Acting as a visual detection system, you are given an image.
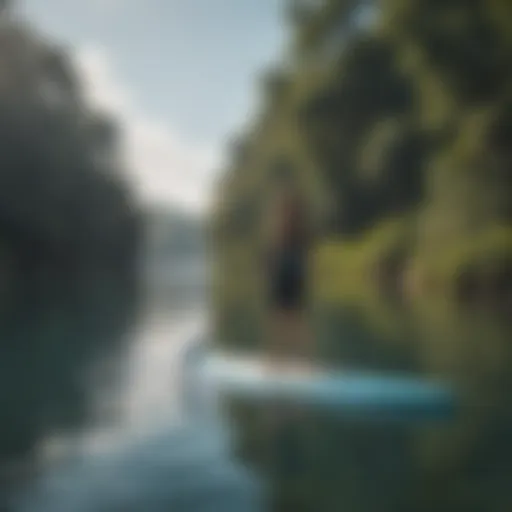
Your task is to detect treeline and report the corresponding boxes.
[213,0,512,308]
[0,5,141,480]
[0,8,140,291]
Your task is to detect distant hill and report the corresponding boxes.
[144,204,206,268]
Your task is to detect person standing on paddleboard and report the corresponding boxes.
[262,174,314,368]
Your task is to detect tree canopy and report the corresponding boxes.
[0,6,142,477]
[213,0,512,317]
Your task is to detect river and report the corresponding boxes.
[5,261,512,512]
[222,299,512,512]
[8,262,266,512]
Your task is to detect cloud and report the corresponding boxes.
[73,45,221,213]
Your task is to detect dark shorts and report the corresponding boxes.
[269,250,306,310]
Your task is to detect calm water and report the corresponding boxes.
[4,265,512,512]
[3,267,225,512]
[222,300,512,512]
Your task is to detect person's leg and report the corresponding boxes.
[294,309,313,366]
[267,307,311,375]
[267,285,311,368]
[268,309,282,358]
[265,308,288,372]
[263,309,290,431]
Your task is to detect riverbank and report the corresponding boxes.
[313,220,512,309]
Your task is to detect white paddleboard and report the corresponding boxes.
[198,352,457,423]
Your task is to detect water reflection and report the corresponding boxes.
[223,300,512,512]
[5,258,266,512]
[0,275,139,505]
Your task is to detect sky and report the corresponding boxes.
[19,0,287,213]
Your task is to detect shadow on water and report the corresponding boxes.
[0,273,139,508]
[221,299,512,512]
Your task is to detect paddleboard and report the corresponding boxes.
[198,352,457,423]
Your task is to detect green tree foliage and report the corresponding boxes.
[0,7,141,478]
[214,0,512,302]
[0,12,140,278]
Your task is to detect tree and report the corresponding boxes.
[0,5,141,481]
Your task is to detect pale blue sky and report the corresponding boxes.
[19,0,287,210]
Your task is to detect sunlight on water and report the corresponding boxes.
[13,290,261,512]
